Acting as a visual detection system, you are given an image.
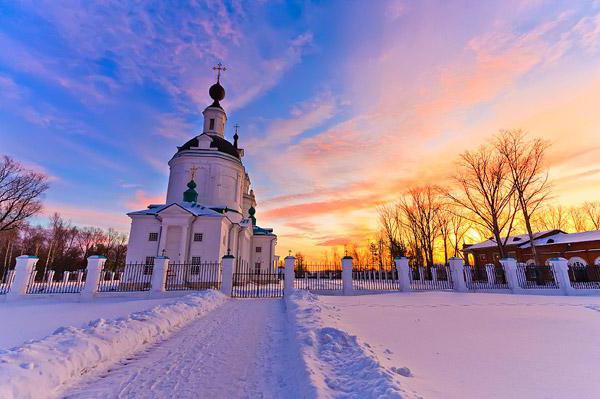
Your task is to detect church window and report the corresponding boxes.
[148,232,158,241]
[209,118,215,130]
[191,256,202,265]
[256,246,262,253]
[143,257,154,275]
[194,233,203,242]
[191,257,202,274]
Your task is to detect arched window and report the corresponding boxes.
[568,257,587,267]
[525,259,536,266]
[594,257,600,266]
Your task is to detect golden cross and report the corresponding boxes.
[189,165,198,180]
[213,62,227,82]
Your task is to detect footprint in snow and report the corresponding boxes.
[391,366,412,377]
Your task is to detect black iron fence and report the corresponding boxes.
[295,264,342,292]
[352,267,399,291]
[0,266,15,294]
[516,264,559,289]
[409,265,454,291]
[568,265,600,289]
[232,260,283,298]
[165,261,221,291]
[98,262,152,292]
[465,264,509,290]
[25,269,86,294]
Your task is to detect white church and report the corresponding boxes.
[125,67,278,273]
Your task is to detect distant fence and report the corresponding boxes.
[409,265,453,291]
[352,267,399,291]
[165,262,221,291]
[516,264,559,289]
[26,269,86,294]
[465,265,509,290]
[295,264,342,292]
[98,262,152,292]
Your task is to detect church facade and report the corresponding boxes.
[125,72,278,272]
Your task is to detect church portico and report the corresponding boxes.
[125,66,277,272]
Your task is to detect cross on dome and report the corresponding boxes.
[189,165,198,180]
[213,62,227,82]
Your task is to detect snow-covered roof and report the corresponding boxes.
[465,230,559,250]
[127,202,224,217]
[521,230,600,248]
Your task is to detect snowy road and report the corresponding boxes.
[62,299,305,399]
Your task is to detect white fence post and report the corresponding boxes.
[485,264,496,286]
[284,256,295,295]
[151,256,170,293]
[499,258,520,293]
[342,256,353,295]
[82,255,106,298]
[395,257,411,292]
[7,255,38,300]
[62,271,70,283]
[548,257,573,295]
[221,255,235,296]
[449,257,467,292]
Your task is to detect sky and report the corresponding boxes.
[1,0,600,258]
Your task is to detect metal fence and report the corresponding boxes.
[232,260,283,298]
[165,261,221,291]
[0,267,15,294]
[98,262,152,292]
[409,265,454,291]
[465,265,509,290]
[26,269,86,294]
[516,264,559,289]
[295,264,343,292]
[353,267,399,291]
[568,265,600,289]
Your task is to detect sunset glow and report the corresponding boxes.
[1,1,600,258]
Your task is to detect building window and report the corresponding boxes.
[194,233,203,242]
[148,232,158,241]
[256,246,262,253]
[191,257,202,274]
[255,262,261,274]
[143,257,154,275]
[209,118,215,130]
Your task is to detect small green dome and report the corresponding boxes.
[183,179,198,202]
[249,206,256,225]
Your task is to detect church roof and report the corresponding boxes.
[127,202,224,217]
[253,225,276,236]
[177,133,240,159]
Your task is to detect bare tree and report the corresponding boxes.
[398,186,442,267]
[531,204,569,232]
[0,156,49,231]
[495,129,550,265]
[582,201,600,230]
[569,206,589,232]
[447,144,518,258]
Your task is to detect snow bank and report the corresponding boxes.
[0,290,227,399]
[286,290,410,398]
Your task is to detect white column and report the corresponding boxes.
[342,256,353,296]
[499,258,520,293]
[7,255,38,300]
[151,256,170,293]
[548,257,573,296]
[395,257,411,292]
[485,264,496,286]
[82,255,107,298]
[221,255,235,296]
[284,256,295,295]
[449,257,467,292]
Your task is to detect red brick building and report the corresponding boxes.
[463,230,600,267]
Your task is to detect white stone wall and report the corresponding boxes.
[250,235,277,273]
[125,215,161,263]
[188,218,225,262]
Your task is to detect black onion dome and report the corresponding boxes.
[209,82,225,102]
[177,134,240,159]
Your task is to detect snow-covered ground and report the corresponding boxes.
[311,292,600,399]
[63,299,311,399]
[0,291,227,399]
[0,294,193,349]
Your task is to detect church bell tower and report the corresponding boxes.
[202,63,227,137]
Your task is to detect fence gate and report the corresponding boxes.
[231,260,283,298]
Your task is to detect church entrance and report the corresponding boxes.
[231,260,283,298]
[165,226,182,263]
